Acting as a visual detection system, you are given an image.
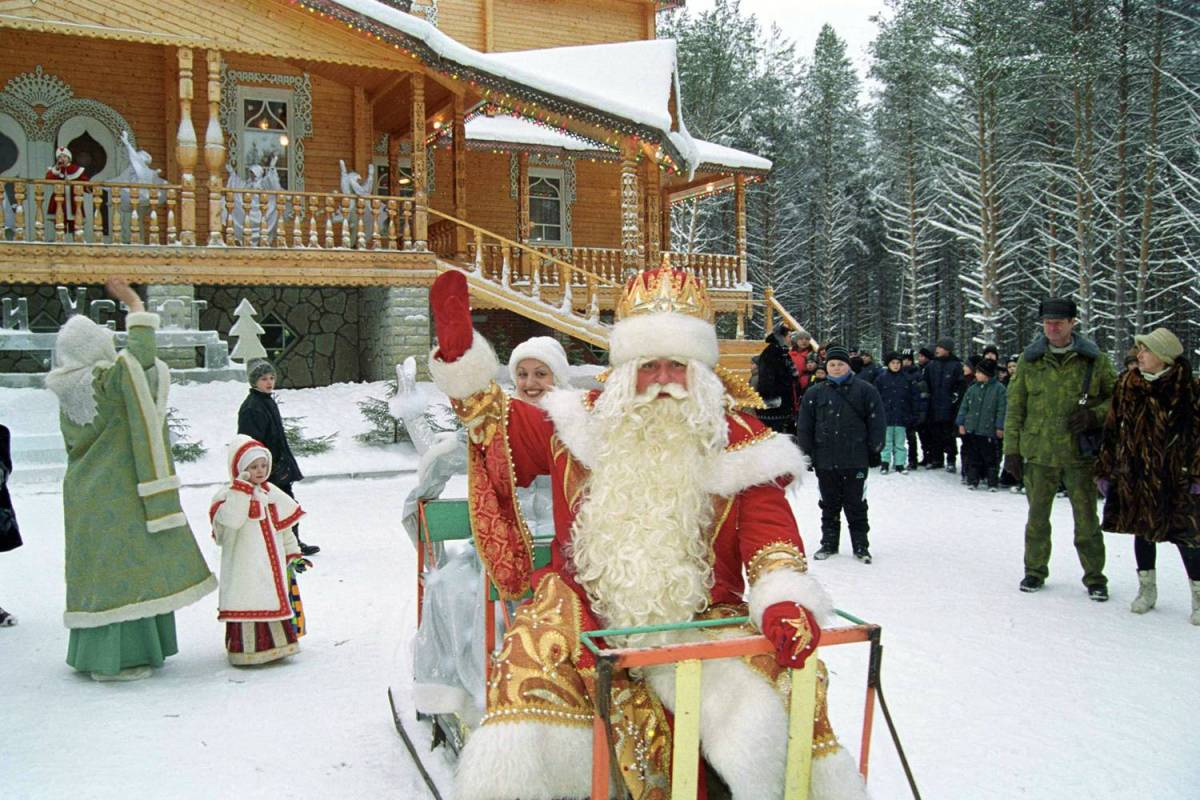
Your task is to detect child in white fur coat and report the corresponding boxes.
[210,435,309,665]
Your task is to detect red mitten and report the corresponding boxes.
[760,601,821,670]
[430,270,474,361]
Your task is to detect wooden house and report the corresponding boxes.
[0,0,772,385]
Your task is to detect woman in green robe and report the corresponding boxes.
[46,278,216,681]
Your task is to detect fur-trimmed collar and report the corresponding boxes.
[1023,332,1100,362]
[540,389,804,495]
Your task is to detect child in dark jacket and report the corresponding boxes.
[956,359,1007,490]
[874,352,926,473]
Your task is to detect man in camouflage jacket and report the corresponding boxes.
[1004,298,1116,599]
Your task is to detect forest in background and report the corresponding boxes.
[662,0,1199,358]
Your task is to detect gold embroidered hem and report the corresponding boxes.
[478,579,848,799]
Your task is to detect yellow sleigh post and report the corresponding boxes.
[582,615,879,800]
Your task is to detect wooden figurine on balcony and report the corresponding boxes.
[45,146,89,234]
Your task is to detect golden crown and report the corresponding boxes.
[615,257,714,322]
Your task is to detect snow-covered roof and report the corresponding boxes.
[323,1,705,173]
[465,114,613,153]
[465,114,771,176]
[693,139,772,173]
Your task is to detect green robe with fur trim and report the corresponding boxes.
[59,314,216,629]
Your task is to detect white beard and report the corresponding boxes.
[566,360,730,638]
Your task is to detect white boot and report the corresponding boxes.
[1191,580,1200,626]
[1130,570,1156,614]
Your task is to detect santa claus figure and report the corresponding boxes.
[426,266,871,799]
[45,145,90,232]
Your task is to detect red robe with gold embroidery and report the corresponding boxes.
[458,383,815,635]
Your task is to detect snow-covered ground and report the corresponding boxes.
[2,380,1197,799]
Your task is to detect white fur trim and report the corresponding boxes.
[126,311,160,330]
[540,388,597,468]
[609,312,719,368]
[412,682,471,716]
[146,512,188,533]
[705,432,806,496]
[137,475,181,497]
[63,574,217,629]
[427,333,499,400]
[811,745,872,800]
[455,720,595,800]
[748,567,836,630]
[645,656,788,799]
[508,336,570,386]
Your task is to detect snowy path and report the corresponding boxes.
[2,413,1198,797]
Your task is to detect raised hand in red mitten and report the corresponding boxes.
[760,601,822,670]
[430,270,474,361]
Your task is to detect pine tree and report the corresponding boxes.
[229,298,267,363]
[355,381,411,445]
[283,415,336,455]
[796,25,868,343]
[166,407,206,463]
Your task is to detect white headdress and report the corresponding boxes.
[45,316,118,426]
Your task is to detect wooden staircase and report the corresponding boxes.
[428,209,766,377]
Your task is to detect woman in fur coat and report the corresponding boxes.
[1095,327,1200,623]
[210,435,307,665]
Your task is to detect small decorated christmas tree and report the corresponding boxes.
[229,298,268,363]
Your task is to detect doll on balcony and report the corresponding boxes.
[45,146,90,234]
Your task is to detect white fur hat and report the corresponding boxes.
[608,312,719,369]
[55,146,72,161]
[227,434,272,480]
[508,336,570,387]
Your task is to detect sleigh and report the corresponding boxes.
[392,497,911,800]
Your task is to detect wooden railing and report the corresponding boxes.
[665,251,742,290]
[439,240,745,293]
[2,178,182,245]
[425,206,624,321]
[218,187,416,250]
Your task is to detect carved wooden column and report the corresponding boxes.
[734,173,747,284]
[619,142,643,273]
[642,160,661,270]
[204,50,225,246]
[410,72,428,250]
[176,48,198,246]
[517,151,530,275]
[660,187,672,254]
[452,94,467,259]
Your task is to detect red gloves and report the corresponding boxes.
[430,270,474,362]
[761,601,821,670]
